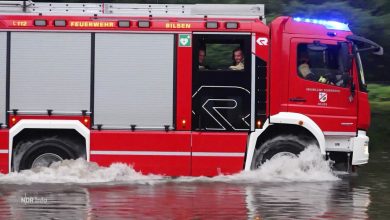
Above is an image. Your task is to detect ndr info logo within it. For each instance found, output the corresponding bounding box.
[20,193,48,205]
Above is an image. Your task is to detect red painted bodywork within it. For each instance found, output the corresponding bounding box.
[269,17,290,116]
[91,131,191,176]
[8,115,91,128]
[255,32,269,62]
[90,131,248,176]
[191,132,247,176]
[357,92,370,130]
[287,38,357,132]
[175,38,192,131]
[0,130,8,173]
[269,17,369,133]
[0,15,262,33]
[0,13,371,176]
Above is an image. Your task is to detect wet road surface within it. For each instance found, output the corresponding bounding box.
[0,147,388,219]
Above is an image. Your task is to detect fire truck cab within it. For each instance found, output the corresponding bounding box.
[0,2,383,176]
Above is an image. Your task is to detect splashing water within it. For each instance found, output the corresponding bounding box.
[0,145,338,184]
[0,159,165,185]
[214,145,339,183]
[176,145,339,183]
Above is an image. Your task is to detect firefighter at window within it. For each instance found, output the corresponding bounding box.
[298,53,329,84]
[229,47,244,70]
[198,48,209,70]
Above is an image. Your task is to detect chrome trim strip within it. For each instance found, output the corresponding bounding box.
[90,150,190,156]
[324,131,356,136]
[192,152,245,157]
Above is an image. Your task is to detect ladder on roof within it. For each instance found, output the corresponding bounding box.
[0,1,265,19]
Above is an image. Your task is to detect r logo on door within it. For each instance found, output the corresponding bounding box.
[319,92,328,103]
[256,37,268,46]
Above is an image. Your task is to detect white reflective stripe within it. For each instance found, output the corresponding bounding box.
[192,152,245,157]
[324,132,356,136]
[90,151,245,157]
[91,151,190,156]
[0,149,8,154]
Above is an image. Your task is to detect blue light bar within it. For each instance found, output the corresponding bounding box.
[293,17,350,31]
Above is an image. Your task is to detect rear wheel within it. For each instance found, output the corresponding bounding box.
[251,136,307,170]
[16,138,78,171]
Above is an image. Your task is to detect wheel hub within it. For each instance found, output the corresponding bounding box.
[31,153,63,168]
[271,151,297,160]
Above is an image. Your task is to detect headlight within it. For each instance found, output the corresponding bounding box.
[364,141,369,155]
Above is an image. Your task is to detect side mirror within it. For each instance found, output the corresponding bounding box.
[307,41,328,51]
[346,35,384,55]
[338,42,352,72]
[373,46,384,56]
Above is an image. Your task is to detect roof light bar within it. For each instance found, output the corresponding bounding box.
[118,20,130,28]
[206,21,218,29]
[293,17,350,31]
[34,19,47,26]
[226,22,238,29]
[138,20,150,28]
[54,20,66,27]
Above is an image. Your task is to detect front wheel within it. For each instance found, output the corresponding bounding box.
[251,136,307,170]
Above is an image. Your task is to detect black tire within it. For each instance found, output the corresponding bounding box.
[17,138,77,171]
[251,136,307,170]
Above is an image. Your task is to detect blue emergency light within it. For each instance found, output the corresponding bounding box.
[293,17,350,31]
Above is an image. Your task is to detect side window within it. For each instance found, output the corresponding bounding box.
[195,38,249,72]
[200,44,244,71]
[297,43,350,87]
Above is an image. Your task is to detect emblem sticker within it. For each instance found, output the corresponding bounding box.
[319,92,328,103]
[178,34,191,47]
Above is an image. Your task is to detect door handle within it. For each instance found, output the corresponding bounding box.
[289,97,307,102]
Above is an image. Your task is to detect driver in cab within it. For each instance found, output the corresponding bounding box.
[298,52,330,84]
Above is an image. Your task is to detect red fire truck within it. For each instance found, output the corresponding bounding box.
[0,1,383,176]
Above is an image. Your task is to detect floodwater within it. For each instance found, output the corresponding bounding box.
[0,146,389,219]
